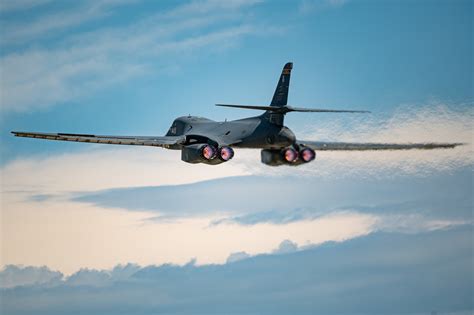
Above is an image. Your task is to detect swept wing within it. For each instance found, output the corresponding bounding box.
[11,131,186,148]
[297,140,463,151]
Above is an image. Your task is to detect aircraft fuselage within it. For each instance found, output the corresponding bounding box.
[165,115,296,150]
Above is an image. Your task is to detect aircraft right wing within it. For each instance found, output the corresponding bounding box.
[297,140,464,151]
[11,131,186,148]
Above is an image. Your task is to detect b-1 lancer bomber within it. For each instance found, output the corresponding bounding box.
[12,62,463,166]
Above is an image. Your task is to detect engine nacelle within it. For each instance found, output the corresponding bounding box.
[182,144,222,165]
[182,144,234,165]
[261,149,287,166]
[261,147,316,166]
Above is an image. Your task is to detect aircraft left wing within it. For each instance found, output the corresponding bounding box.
[11,131,186,148]
[297,140,464,151]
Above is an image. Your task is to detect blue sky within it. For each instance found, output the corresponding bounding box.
[0,0,473,314]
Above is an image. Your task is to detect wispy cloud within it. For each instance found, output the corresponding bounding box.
[1,0,138,44]
[0,0,267,112]
[375,213,469,234]
[0,0,53,13]
[165,0,264,18]
[298,0,348,14]
[1,147,249,195]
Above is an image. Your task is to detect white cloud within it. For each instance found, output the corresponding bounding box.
[0,263,142,288]
[0,264,62,288]
[1,146,250,194]
[1,192,376,274]
[65,268,111,287]
[226,251,250,263]
[227,239,305,262]
[272,239,298,254]
[62,263,141,286]
[375,213,469,234]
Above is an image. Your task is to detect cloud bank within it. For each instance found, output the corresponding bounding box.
[1,227,472,314]
[71,166,472,229]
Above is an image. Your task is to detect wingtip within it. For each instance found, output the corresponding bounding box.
[427,142,466,149]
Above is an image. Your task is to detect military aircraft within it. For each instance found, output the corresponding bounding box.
[12,62,462,166]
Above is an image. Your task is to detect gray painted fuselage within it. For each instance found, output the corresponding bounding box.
[165,114,296,150]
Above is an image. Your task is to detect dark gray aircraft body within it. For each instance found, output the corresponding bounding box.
[12,62,462,166]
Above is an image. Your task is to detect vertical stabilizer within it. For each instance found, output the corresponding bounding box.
[265,62,293,125]
[271,62,292,107]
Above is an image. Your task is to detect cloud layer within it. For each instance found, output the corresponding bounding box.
[73,170,472,224]
[1,227,472,314]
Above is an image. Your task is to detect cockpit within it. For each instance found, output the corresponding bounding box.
[166,116,215,136]
[166,119,186,136]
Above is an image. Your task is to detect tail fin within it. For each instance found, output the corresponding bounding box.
[271,62,292,107]
[263,62,292,125]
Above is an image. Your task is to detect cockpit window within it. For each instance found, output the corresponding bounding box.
[166,120,185,136]
[169,123,177,135]
[168,121,177,136]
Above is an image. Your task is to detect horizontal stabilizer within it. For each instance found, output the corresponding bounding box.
[216,104,370,114]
